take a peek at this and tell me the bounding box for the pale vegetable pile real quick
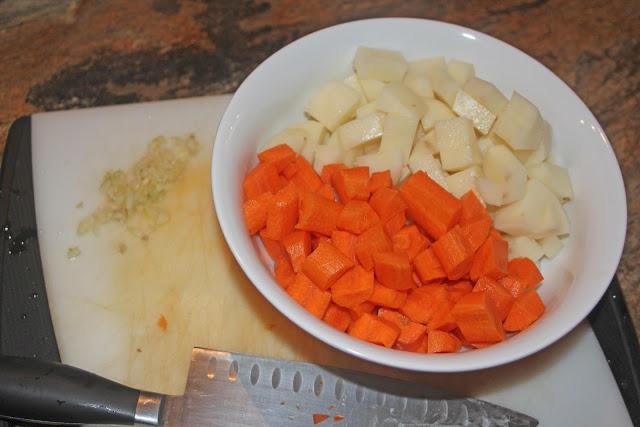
[262,47,572,264]
[77,134,200,238]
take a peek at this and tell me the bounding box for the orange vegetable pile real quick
[243,144,546,353]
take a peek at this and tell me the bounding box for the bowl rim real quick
[212,17,627,372]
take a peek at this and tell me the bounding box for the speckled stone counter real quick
[0,0,638,337]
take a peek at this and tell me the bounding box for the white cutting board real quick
[30,96,632,426]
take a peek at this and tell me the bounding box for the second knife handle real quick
[0,355,160,425]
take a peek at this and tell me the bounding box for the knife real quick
[0,347,537,426]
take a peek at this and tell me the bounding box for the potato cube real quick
[337,113,384,150]
[354,150,404,184]
[343,74,367,107]
[305,81,361,132]
[445,166,483,198]
[504,236,544,262]
[538,235,563,259]
[482,145,528,204]
[408,141,449,190]
[447,59,475,85]
[376,82,426,119]
[475,177,505,206]
[379,113,419,162]
[493,92,545,150]
[514,121,551,165]
[262,128,307,153]
[291,120,327,163]
[452,90,496,135]
[463,77,508,116]
[353,47,408,82]
[420,98,455,131]
[343,146,364,167]
[362,140,380,154]
[423,58,461,107]
[527,162,574,200]
[403,74,434,98]
[407,57,445,76]
[477,135,497,157]
[359,79,386,101]
[356,101,378,118]
[313,139,342,173]
[435,117,481,171]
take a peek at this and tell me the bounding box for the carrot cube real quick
[243,192,274,235]
[373,251,415,290]
[499,275,528,299]
[330,230,357,263]
[503,290,545,332]
[426,299,457,332]
[274,257,295,289]
[431,225,474,280]
[257,144,297,171]
[302,241,354,290]
[451,291,505,343]
[473,276,514,321]
[427,330,462,353]
[331,265,374,308]
[354,224,392,271]
[348,301,376,320]
[288,156,323,191]
[508,257,544,288]
[413,248,446,284]
[460,216,492,253]
[447,281,473,303]
[348,313,400,348]
[469,233,508,281]
[459,191,490,225]
[383,211,406,236]
[400,284,448,324]
[282,230,312,273]
[323,303,352,332]
[262,182,299,240]
[296,192,343,236]
[332,166,370,202]
[286,273,331,319]
[315,183,335,201]
[369,187,407,221]
[392,225,430,262]
[368,170,392,194]
[337,200,380,235]
[243,162,284,199]
[259,229,287,262]
[367,282,408,309]
[321,163,346,185]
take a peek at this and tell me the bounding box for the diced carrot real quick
[384,211,406,236]
[311,235,330,250]
[400,284,448,324]
[302,241,354,290]
[323,303,352,332]
[368,170,392,194]
[368,282,408,309]
[459,191,490,225]
[257,144,297,171]
[473,276,514,321]
[503,290,545,332]
[262,182,299,240]
[296,192,343,236]
[508,258,544,288]
[349,301,376,320]
[431,225,474,280]
[460,216,492,253]
[369,187,407,221]
[288,156,323,191]
[427,330,462,353]
[243,162,284,199]
[286,273,331,319]
[348,313,400,348]
[337,200,380,234]
[499,275,528,299]
[447,281,473,303]
[396,322,428,352]
[274,257,295,289]
[451,291,505,343]
[392,225,430,262]
[354,224,392,271]
[489,228,505,243]
[373,251,415,290]
[332,166,370,203]
[413,248,446,284]
[399,171,462,239]
[469,233,508,281]
[330,230,357,263]
[321,163,346,185]
[378,307,411,327]
[282,230,312,273]
[259,229,287,262]
[316,183,335,201]
[243,192,274,235]
[331,265,374,308]
[426,299,457,332]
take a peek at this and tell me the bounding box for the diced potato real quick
[343,146,364,167]
[400,165,412,182]
[435,117,481,171]
[493,179,570,238]
[493,92,545,150]
[421,98,455,131]
[447,59,475,85]
[477,135,497,157]
[482,145,527,204]
[380,113,419,162]
[343,74,367,106]
[538,235,564,259]
[407,57,444,77]
[362,140,380,154]
[424,129,439,154]
[463,77,508,116]
[313,141,342,173]
[262,128,307,153]
[514,121,551,165]
[504,236,544,262]
[353,47,408,82]
[527,162,574,200]
[291,120,327,163]
[403,74,434,98]
[452,90,496,135]
[422,58,461,107]
[337,113,384,150]
[354,150,404,184]
[305,81,361,132]
[376,82,427,119]
[475,177,505,206]
[359,79,386,101]
[408,142,449,190]
[356,101,378,118]
[446,166,483,198]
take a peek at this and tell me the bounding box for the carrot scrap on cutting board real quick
[503,290,545,332]
[348,312,400,348]
[157,315,168,332]
[508,257,544,288]
[312,413,329,424]
[302,241,354,290]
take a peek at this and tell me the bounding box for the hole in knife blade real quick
[313,375,323,397]
[272,368,281,389]
[207,357,216,380]
[377,392,386,406]
[293,371,302,393]
[355,385,365,402]
[228,360,238,382]
[250,364,260,385]
[334,379,344,400]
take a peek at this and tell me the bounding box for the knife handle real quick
[0,356,164,425]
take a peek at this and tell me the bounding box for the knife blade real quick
[0,347,538,426]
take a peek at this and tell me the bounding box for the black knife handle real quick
[0,355,145,425]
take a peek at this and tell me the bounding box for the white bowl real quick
[212,18,626,372]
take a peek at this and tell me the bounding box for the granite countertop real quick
[0,0,638,337]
